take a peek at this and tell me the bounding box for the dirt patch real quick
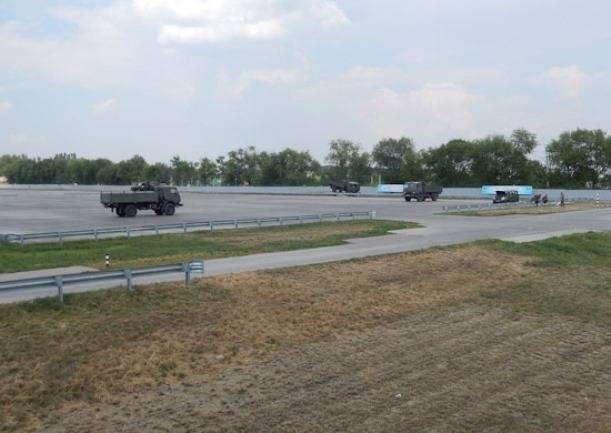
[2,241,611,432]
[41,306,611,433]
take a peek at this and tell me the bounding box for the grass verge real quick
[0,219,417,273]
[1,231,610,431]
[447,200,610,216]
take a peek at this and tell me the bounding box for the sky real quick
[0,0,610,163]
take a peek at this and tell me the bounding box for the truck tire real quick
[124,204,138,217]
[431,194,438,201]
[164,203,176,216]
[417,195,425,202]
[404,196,411,202]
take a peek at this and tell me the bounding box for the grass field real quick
[1,231,610,432]
[0,219,416,273]
[449,200,610,216]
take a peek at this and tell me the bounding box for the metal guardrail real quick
[441,197,595,213]
[0,210,376,245]
[0,260,205,303]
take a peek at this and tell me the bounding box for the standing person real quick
[560,191,565,207]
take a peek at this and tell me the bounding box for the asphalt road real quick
[1,190,610,303]
[0,189,477,233]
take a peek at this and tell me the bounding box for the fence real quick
[0,210,376,245]
[441,197,595,213]
[0,260,205,303]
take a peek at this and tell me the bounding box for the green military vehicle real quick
[100,181,182,217]
[402,181,443,202]
[493,190,519,204]
[329,180,361,193]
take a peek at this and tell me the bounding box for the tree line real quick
[1,128,609,188]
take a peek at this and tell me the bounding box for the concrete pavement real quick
[2,206,609,304]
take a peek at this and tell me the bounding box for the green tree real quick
[114,155,148,184]
[198,157,218,185]
[170,156,198,185]
[470,130,540,185]
[372,137,422,182]
[260,148,321,185]
[422,139,475,186]
[325,139,371,184]
[145,162,172,183]
[221,146,261,185]
[546,129,609,187]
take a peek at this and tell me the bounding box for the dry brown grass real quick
[452,200,611,216]
[1,238,611,432]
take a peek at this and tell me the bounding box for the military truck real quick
[100,181,182,217]
[492,190,519,204]
[329,181,361,193]
[402,181,442,202]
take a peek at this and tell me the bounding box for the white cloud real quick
[233,68,304,95]
[310,0,349,26]
[0,4,138,88]
[159,19,285,43]
[359,82,480,142]
[134,0,349,44]
[92,98,118,114]
[0,101,13,113]
[7,133,47,147]
[539,65,590,99]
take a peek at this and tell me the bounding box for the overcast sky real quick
[1,0,610,162]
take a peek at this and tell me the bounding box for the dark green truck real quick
[402,181,443,202]
[100,181,182,217]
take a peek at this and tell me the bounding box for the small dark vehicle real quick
[493,190,519,204]
[330,181,360,193]
[402,182,442,202]
[100,181,182,217]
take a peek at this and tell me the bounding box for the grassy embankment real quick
[1,231,610,432]
[0,219,417,273]
[448,200,611,216]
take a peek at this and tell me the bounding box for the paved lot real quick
[0,189,477,233]
[1,190,610,303]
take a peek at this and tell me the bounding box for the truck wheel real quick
[431,194,438,201]
[154,209,164,215]
[404,196,411,202]
[417,195,425,202]
[124,204,138,217]
[164,203,176,216]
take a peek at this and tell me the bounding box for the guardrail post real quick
[94,229,99,241]
[20,234,24,247]
[183,223,187,233]
[58,232,63,247]
[54,276,64,304]
[210,222,214,231]
[183,262,191,286]
[318,213,322,223]
[257,218,261,228]
[299,215,303,224]
[126,227,130,239]
[234,219,238,229]
[280,216,284,226]
[155,225,159,236]
[124,269,133,293]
